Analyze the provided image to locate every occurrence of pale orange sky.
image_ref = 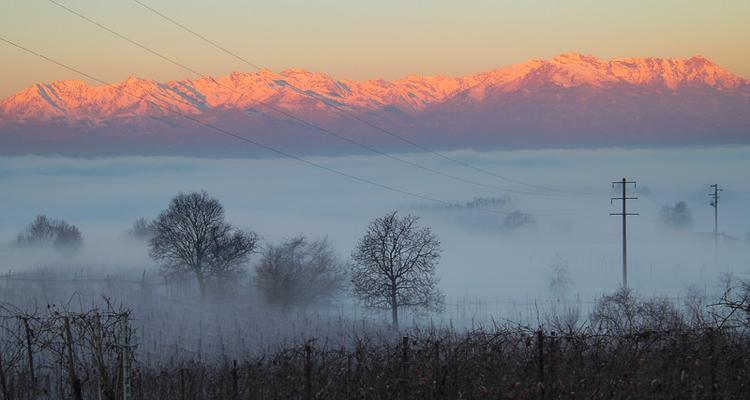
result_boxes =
[1,0,749,98]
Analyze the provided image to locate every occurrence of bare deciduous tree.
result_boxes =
[149,191,258,296]
[255,236,347,310]
[658,201,692,230]
[501,210,535,231]
[549,255,572,301]
[14,215,83,251]
[712,278,750,328]
[350,211,443,329]
[127,217,154,240]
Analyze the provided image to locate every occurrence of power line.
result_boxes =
[129,0,596,197]
[0,36,523,217]
[46,0,559,198]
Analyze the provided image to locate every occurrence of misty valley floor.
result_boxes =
[0,146,749,399]
[1,146,748,302]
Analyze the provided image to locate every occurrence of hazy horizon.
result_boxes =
[2,146,748,308]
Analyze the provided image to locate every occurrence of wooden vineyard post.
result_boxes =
[346,353,352,400]
[549,331,557,400]
[122,313,132,400]
[432,341,440,400]
[0,347,9,400]
[304,344,312,400]
[21,317,35,395]
[709,328,717,400]
[180,368,186,400]
[232,359,239,399]
[537,329,545,400]
[64,316,82,400]
[400,336,410,400]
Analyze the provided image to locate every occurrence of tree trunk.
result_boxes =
[195,271,207,298]
[391,291,399,330]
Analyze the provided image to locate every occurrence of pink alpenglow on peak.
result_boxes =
[1,54,748,157]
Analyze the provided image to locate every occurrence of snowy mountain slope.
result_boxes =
[1,53,748,156]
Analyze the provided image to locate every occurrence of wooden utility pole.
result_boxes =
[709,184,722,251]
[610,178,638,289]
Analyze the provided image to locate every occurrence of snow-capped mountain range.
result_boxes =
[1,53,748,156]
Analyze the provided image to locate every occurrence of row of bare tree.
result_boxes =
[140,191,443,328]
[13,215,83,251]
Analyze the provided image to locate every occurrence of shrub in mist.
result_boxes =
[14,214,83,251]
[590,288,684,335]
[501,210,535,231]
[149,191,259,297]
[544,256,581,333]
[636,185,652,196]
[127,217,154,240]
[255,235,347,311]
[658,201,692,230]
[548,255,572,300]
[683,285,710,327]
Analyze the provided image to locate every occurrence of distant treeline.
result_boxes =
[414,196,512,211]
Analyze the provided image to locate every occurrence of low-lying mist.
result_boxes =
[0,146,748,355]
